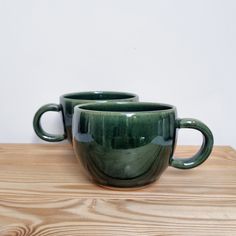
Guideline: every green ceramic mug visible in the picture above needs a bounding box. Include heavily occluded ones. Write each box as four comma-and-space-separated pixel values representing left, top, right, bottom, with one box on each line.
33, 91, 139, 143
73, 102, 214, 188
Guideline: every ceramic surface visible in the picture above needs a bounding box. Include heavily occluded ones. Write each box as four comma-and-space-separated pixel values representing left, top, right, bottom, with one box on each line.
33, 91, 139, 142
73, 102, 214, 188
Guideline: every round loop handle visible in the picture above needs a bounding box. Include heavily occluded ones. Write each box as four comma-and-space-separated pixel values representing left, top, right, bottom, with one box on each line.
33, 103, 66, 142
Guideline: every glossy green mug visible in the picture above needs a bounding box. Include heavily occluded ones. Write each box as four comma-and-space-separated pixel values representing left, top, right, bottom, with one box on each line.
73, 102, 214, 188
33, 91, 139, 143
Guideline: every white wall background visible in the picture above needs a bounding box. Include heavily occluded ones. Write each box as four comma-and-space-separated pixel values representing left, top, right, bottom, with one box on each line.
0, 0, 235, 147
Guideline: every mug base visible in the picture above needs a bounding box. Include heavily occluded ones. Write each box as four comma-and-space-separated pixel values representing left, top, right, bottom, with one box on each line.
96, 179, 158, 191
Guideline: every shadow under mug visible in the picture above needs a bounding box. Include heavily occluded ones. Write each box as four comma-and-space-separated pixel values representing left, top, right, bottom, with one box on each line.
73, 102, 214, 188
33, 91, 139, 143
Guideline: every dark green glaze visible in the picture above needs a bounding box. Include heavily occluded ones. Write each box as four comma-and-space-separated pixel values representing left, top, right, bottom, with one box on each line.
33, 91, 139, 143
73, 102, 214, 188
33, 104, 66, 142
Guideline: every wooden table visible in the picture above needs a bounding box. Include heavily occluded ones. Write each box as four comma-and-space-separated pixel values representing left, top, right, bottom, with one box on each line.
0, 144, 235, 236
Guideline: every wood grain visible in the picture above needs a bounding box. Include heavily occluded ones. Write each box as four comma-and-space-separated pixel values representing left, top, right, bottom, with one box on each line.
0, 144, 236, 236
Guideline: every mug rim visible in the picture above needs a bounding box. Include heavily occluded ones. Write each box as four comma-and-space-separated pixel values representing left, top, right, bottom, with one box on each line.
60, 91, 139, 102
74, 102, 176, 114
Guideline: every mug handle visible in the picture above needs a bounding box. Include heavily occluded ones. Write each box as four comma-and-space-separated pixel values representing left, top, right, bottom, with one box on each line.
33, 103, 66, 142
170, 118, 214, 169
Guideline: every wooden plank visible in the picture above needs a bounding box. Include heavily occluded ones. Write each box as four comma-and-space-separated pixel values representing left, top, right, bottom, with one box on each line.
0, 144, 235, 236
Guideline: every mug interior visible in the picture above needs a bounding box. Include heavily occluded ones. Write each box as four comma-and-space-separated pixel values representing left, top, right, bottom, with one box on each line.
63, 91, 136, 100
78, 102, 174, 112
